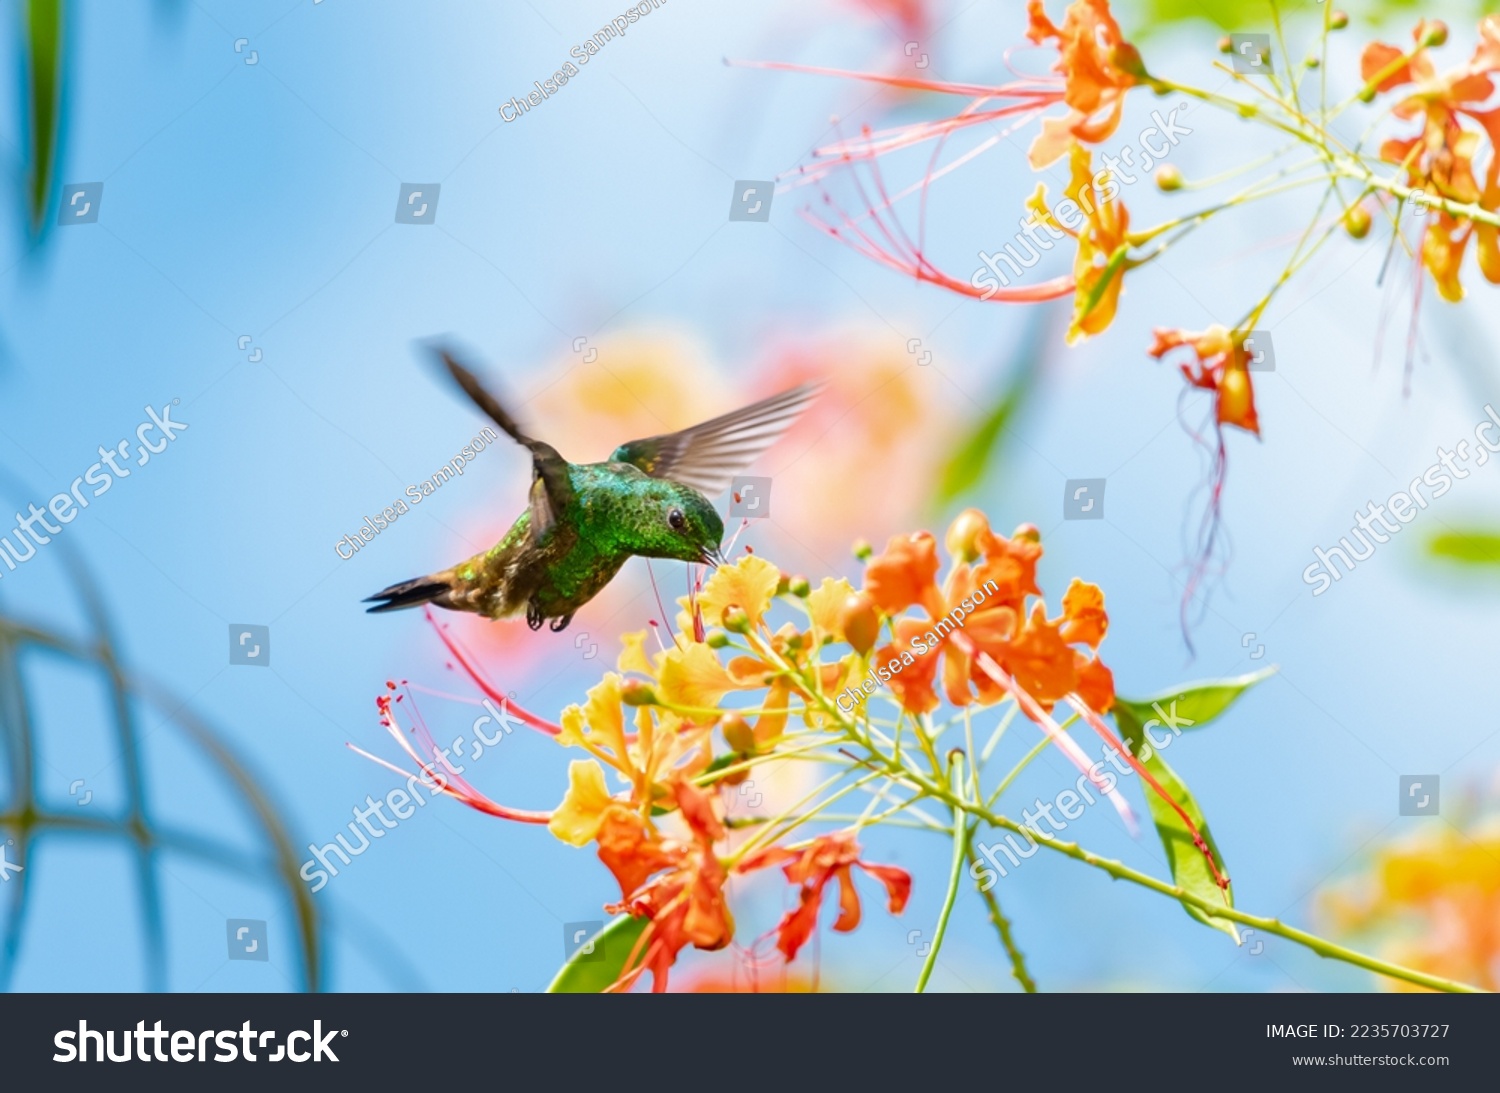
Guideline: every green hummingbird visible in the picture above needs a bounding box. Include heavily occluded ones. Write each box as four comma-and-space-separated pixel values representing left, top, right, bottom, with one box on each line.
364, 348, 821, 631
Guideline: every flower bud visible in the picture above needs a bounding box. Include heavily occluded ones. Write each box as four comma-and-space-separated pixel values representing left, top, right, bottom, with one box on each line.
705, 630, 729, 649
852, 538, 873, 562
1109, 42, 1147, 78
722, 714, 755, 755
1217, 35, 1233, 54
722, 606, 750, 633
840, 591, 881, 655
788, 574, 811, 598
945, 508, 989, 563
1155, 164, 1183, 192
621, 680, 658, 706
1417, 19, 1447, 48
1329, 10, 1348, 30
1304, 54, 1320, 69
1011, 522, 1041, 543
1343, 203, 1371, 240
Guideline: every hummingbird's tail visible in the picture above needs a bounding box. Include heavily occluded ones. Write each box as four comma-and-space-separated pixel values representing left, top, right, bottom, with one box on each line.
363, 573, 456, 614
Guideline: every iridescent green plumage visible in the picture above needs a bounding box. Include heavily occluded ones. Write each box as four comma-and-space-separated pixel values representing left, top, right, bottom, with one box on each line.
365, 349, 818, 630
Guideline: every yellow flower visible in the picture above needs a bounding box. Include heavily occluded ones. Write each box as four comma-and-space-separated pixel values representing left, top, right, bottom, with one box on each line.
692, 554, 781, 630
548, 759, 619, 846
617, 630, 655, 677
658, 643, 744, 709
557, 674, 630, 765
806, 576, 856, 641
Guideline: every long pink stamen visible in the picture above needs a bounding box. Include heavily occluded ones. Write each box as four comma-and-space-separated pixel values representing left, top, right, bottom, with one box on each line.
423, 607, 560, 736
351, 690, 551, 824
1065, 694, 1231, 894
949, 631, 1139, 834
800, 128, 1075, 304
729, 58, 1064, 100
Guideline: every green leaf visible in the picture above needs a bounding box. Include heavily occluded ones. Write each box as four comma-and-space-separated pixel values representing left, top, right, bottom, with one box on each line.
934, 313, 1048, 505
1114, 667, 1274, 731
1428, 529, 1500, 566
1113, 702, 1238, 943
545, 915, 649, 993
1109, 671, 1271, 943
23, 0, 65, 233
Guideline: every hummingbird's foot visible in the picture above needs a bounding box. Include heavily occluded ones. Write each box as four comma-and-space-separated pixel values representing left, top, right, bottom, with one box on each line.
548, 614, 573, 633
526, 603, 545, 631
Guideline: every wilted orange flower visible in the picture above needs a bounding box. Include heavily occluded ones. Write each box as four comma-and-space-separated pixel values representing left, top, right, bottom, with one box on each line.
738, 833, 912, 961
1149, 324, 1260, 436
1028, 142, 1134, 342
1025, 0, 1143, 168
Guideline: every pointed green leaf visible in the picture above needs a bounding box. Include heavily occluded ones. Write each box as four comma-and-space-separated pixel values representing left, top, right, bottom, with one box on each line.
1428, 529, 1500, 566
1114, 667, 1274, 731
545, 915, 649, 993
1113, 702, 1238, 943
23, 0, 64, 232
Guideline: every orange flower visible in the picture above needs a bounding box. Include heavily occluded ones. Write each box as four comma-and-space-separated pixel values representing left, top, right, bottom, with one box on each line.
751, 1, 1144, 306
1363, 16, 1500, 300
1025, 0, 1143, 168
1148, 324, 1260, 436
604, 779, 736, 993
853, 511, 1137, 833
738, 833, 911, 961
862, 512, 1112, 717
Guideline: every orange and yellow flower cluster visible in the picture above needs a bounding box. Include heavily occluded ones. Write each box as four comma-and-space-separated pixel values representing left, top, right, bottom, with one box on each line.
365, 509, 1131, 990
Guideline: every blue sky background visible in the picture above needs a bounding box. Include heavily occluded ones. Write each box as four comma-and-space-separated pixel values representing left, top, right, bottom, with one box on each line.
1, 0, 1498, 992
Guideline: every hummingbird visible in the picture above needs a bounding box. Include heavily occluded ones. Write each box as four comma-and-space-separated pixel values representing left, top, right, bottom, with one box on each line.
364, 348, 821, 631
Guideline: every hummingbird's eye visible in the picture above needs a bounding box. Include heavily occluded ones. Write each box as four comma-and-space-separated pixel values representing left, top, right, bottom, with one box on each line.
668, 508, 685, 531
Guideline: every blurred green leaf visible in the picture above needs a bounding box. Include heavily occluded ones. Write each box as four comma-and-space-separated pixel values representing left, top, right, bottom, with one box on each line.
1114, 667, 1274, 731
1428, 529, 1500, 566
1129, 0, 1461, 35
545, 915, 648, 993
23, 0, 65, 233
935, 314, 1048, 504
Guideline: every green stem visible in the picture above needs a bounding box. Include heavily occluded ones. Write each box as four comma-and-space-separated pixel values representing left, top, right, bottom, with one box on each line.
1335, 162, 1500, 229
968, 845, 1037, 993
971, 809, 1483, 994
915, 756, 968, 993
742, 626, 1484, 993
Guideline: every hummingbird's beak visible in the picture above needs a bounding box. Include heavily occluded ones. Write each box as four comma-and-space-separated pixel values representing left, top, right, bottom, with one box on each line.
700, 546, 724, 568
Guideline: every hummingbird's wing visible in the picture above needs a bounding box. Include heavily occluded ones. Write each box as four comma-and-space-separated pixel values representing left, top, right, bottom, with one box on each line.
608, 381, 823, 497
437, 348, 575, 535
